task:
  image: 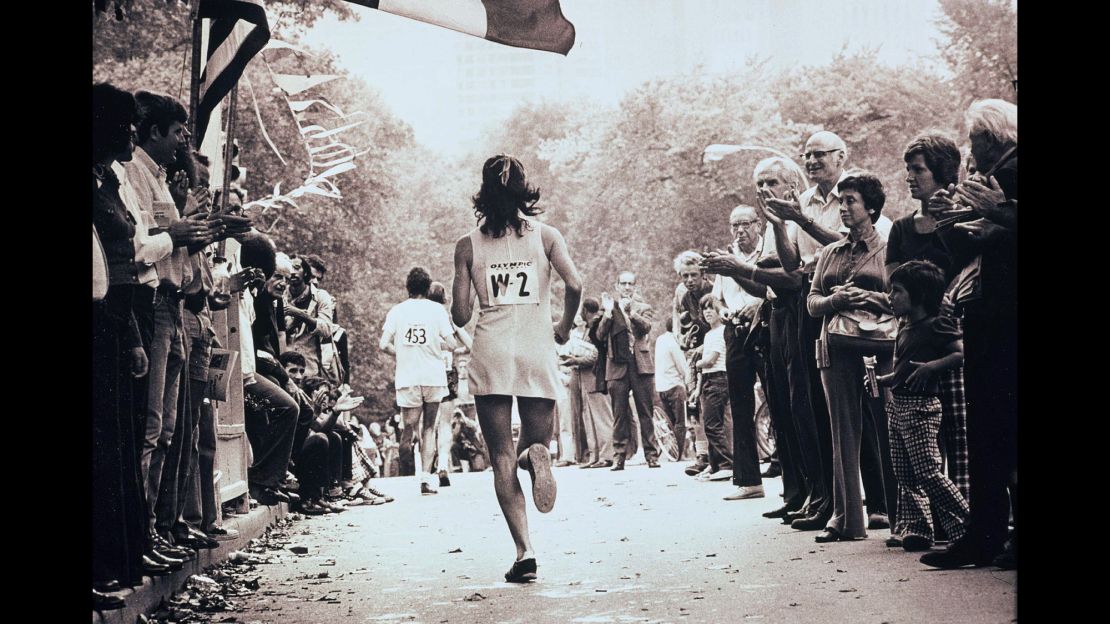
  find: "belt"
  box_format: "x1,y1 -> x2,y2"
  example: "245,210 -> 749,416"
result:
156,284 -> 184,303
702,371 -> 727,380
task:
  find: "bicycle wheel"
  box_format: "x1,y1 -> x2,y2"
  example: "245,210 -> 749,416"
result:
754,382 -> 776,462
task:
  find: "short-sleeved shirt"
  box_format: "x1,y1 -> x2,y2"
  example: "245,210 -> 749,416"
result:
891,315 -> 962,396
711,238 -> 764,312
701,325 -> 728,374
381,298 -> 455,388
790,172 -> 892,270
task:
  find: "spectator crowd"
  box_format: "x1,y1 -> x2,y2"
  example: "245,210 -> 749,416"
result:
94,79 -> 1016,609
92,84 -> 397,611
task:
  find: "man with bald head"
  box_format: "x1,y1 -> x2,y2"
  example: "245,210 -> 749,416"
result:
762,132 -> 895,533
594,271 -> 661,470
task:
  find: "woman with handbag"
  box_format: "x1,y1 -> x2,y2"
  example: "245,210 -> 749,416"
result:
806,172 -> 898,543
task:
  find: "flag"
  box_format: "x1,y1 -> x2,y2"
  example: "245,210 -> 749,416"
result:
195,0 -> 271,146
347,0 -> 575,55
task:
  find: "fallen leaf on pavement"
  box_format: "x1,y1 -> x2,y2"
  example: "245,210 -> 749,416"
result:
464,593 -> 486,602
448,548 -> 463,553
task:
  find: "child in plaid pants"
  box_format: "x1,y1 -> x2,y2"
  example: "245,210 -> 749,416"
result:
870,261 -> 969,552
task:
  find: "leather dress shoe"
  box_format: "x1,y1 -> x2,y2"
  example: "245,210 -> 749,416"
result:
93,580 -> 122,592
815,528 -> 862,543
610,456 -> 626,471
92,589 -> 126,610
282,489 -> 302,505
783,509 -> 811,523
141,555 -> 173,576
252,486 -> 291,505
762,504 -> 795,519
901,535 -> 933,552
146,549 -> 185,569
647,458 -> 661,468
919,539 -> 994,569
152,534 -> 193,559
760,464 -> 782,478
791,513 -> 832,531
176,529 -> 219,550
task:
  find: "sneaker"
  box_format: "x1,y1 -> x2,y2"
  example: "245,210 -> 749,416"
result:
708,468 -> 733,481
867,513 -> 890,530
520,443 -> 557,513
723,485 -> 765,500
206,525 -> 240,541
364,486 -> 394,503
685,456 -> 710,476
421,481 -> 438,495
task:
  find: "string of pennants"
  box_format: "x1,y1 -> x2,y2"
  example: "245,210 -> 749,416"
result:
242,36 -> 372,217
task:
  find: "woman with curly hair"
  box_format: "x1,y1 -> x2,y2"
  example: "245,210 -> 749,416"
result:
451,154 -> 582,583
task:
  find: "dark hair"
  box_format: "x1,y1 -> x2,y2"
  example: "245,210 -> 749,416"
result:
698,293 -> 721,311
239,232 -> 277,278
134,91 -> 188,145
304,253 -> 327,276
664,316 -> 673,333
289,254 -> 313,281
582,296 -> 600,314
92,83 -> 136,165
472,154 -> 543,238
194,152 -> 210,167
406,267 -> 432,297
889,260 -> 946,316
279,351 -> 307,368
903,133 -> 961,188
427,281 -> 447,304
837,172 -> 886,223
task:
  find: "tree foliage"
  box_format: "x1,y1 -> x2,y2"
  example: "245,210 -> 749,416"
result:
935,0 -> 1018,104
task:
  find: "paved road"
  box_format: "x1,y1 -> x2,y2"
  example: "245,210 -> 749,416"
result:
231,461 -> 1017,623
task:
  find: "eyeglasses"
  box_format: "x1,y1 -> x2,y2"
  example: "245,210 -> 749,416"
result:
618,281 -> 635,286
730,220 -> 759,228
801,149 -> 842,160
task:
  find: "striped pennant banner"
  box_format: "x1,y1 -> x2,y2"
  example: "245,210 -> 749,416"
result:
347,0 -> 575,55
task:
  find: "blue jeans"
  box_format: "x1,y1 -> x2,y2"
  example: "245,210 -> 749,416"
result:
142,291 -> 187,527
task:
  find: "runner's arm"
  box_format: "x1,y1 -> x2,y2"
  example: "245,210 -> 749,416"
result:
544,225 -> 582,342
451,236 -> 475,327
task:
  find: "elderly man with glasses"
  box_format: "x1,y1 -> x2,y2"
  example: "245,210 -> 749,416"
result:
761,131 -> 896,533
594,272 -> 661,470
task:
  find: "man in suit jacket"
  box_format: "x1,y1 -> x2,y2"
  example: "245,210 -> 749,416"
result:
594,272 -> 661,470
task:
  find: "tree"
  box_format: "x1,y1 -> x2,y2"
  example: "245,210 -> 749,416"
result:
935,0 -> 1018,104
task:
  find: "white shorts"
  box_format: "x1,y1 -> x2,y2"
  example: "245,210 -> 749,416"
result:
396,385 -> 448,409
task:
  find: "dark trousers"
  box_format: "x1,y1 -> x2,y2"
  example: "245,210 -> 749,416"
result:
797,279 -> 836,516
92,289 -> 148,587
699,372 -> 733,471
244,374 -> 299,489
608,372 -> 660,460
724,326 -> 762,487
765,300 -> 809,509
327,431 -> 345,487
657,385 -> 687,460
294,432 -> 331,498
961,304 -> 1017,558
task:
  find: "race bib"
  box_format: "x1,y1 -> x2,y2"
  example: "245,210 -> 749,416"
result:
401,324 -> 429,346
486,260 -> 539,305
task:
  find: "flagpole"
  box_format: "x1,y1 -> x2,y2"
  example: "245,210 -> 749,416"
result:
217,84 -> 239,259
188,2 -> 203,144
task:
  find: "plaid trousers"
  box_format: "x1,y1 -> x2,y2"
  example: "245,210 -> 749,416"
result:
887,394 -> 969,542
939,367 -> 970,502
937,302 -> 970,501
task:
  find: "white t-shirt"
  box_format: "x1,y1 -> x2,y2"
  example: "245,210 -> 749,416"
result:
701,326 -> 728,374
381,298 -> 455,388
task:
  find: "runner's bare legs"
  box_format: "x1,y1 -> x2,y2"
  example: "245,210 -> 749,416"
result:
401,402 -> 441,483
476,395 -> 555,561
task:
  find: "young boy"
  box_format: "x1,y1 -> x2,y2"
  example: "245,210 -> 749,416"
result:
691,294 -> 734,482
870,260 -> 969,552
